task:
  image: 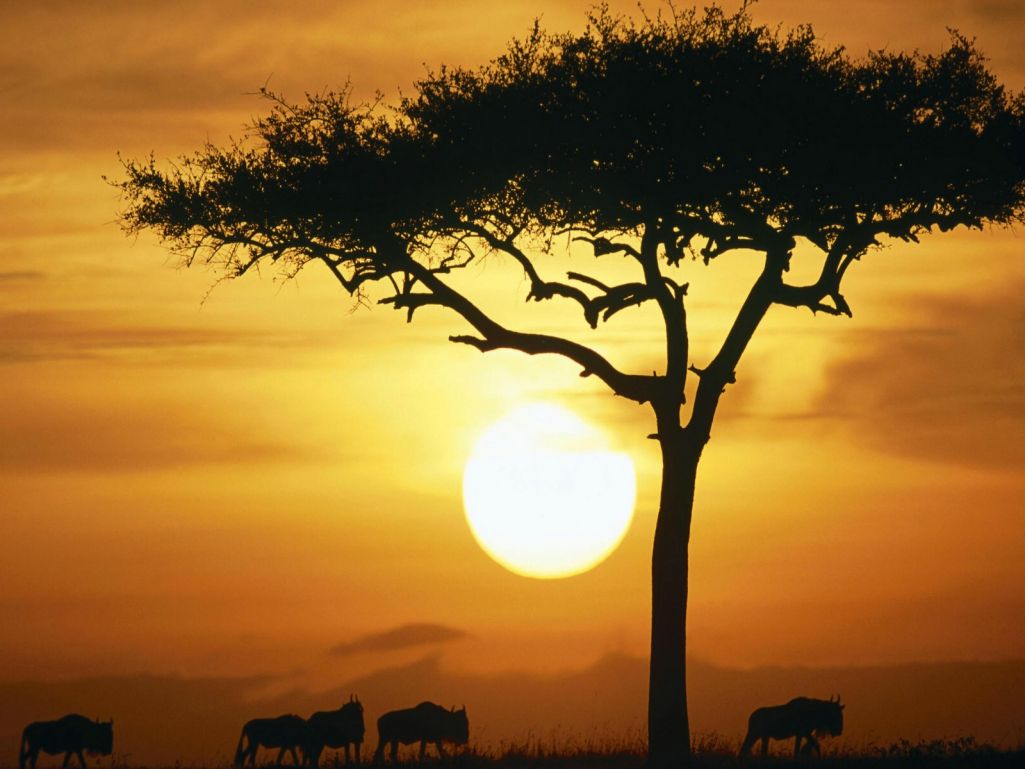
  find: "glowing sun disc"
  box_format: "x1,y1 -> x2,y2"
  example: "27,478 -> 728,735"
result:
462,403 -> 636,579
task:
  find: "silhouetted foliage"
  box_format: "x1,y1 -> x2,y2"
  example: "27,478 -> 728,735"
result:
116,5 -> 1025,768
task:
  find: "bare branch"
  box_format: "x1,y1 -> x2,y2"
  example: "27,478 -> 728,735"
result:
638,225 -> 689,414
686,248 -> 786,444
573,235 -> 642,260
772,233 -> 866,318
399,259 -> 658,404
463,224 -> 600,320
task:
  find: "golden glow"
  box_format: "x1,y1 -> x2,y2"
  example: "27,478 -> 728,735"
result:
462,403 -> 636,579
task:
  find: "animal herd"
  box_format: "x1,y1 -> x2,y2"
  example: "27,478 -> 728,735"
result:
234,698 -> 468,767
18,699 -> 470,769
18,694 -> 843,767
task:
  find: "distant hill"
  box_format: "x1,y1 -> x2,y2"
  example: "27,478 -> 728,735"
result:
2,656 -> 1023,764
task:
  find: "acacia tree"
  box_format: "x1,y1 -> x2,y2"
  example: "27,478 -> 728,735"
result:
117,7 -> 1025,767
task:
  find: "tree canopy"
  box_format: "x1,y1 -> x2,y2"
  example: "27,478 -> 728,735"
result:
119,5 -> 1025,424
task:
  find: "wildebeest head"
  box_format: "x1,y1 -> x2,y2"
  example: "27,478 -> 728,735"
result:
448,706 -> 469,745
345,695 -> 365,739
821,696 -> 844,737
89,720 -> 114,756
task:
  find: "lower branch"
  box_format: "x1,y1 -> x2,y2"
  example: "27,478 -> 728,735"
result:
449,332 -> 654,397
403,259 -> 658,405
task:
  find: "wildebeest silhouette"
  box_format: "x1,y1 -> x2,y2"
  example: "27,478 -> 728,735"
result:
19,714 -> 113,769
235,714 -> 308,767
739,696 -> 844,759
305,696 -> 365,767
372,702 -> 468,763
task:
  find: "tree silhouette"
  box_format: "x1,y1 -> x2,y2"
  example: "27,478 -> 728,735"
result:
116,6 -> 1025,767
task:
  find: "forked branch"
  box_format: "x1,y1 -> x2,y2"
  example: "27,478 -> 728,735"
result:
404,259 -> 658,404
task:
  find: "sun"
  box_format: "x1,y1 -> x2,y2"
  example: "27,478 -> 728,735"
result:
462,403 -> 636,579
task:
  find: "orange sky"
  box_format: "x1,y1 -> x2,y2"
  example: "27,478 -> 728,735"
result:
2,0 -> 1025,747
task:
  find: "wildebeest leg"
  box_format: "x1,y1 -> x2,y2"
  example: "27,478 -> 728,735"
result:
355,742 -> 361,767
419,740 -> 426,761
805,734 -> 821,758
63,752 -> 72,769
760,737 -> 769,757
278,747 -> 288,765
28,750 -> 39,769
389,742 -> 398,763
738,731 -> 756,758
77,751 -> 88,769
434,742 -> 445,759
344,745 -> 351,766
289,746 -> 301,766
793,735 -> 802,759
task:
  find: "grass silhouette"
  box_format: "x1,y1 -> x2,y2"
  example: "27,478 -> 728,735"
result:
82,736 -> 1025,769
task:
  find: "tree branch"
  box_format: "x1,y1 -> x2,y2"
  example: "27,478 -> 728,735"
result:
565,271 -> 663,324
772,229 -> 872,318
463,224 -> 605,323
638,224 -> 689,415
686,248 -> 787,444
572,235 -> 642,261
400,258 -> 658,404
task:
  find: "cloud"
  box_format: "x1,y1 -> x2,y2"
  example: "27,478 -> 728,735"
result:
330,623 -> 469,657
0,394 -> 305,474
0,270 -> 44,287
812,286 -> 1025,468
963,0 -> 1025,23
0,309 -> 333,366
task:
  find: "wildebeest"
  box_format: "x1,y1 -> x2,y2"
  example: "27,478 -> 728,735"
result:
372,702 -> 468,763
739,696 -> 844,759
235,715 -> 308,767
19,714 -> 113,769
305,696 -> 365,767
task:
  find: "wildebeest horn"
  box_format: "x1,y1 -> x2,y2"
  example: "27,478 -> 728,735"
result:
349,694 -> 355,702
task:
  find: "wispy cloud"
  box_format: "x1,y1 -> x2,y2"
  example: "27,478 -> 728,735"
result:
0,309 -> 336,366
0,270 -> 44,283
0,394 -> 306,474
811,285 -> 1025,468
330,623 -> 468,656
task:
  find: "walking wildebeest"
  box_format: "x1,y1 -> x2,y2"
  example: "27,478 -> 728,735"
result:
19,714 -> 113,769
739,696 -> 844,759
306,696 -> 365,767
373,702 -> 468,763
235,715 -> 308,767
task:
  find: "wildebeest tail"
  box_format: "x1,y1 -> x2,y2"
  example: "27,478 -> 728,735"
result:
234,726 -> 248,768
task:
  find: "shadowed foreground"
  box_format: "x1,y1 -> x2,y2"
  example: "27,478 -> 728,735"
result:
7,738 -> 1024,769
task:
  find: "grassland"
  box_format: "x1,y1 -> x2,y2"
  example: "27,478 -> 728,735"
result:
61,737 -> 1019,769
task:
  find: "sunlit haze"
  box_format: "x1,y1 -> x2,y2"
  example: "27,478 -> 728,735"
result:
2,0 -> 1024,762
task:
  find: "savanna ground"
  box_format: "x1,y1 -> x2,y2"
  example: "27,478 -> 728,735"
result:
12,737 -> 1025,769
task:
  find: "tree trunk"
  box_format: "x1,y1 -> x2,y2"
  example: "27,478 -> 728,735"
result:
647,432 -> 701,769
